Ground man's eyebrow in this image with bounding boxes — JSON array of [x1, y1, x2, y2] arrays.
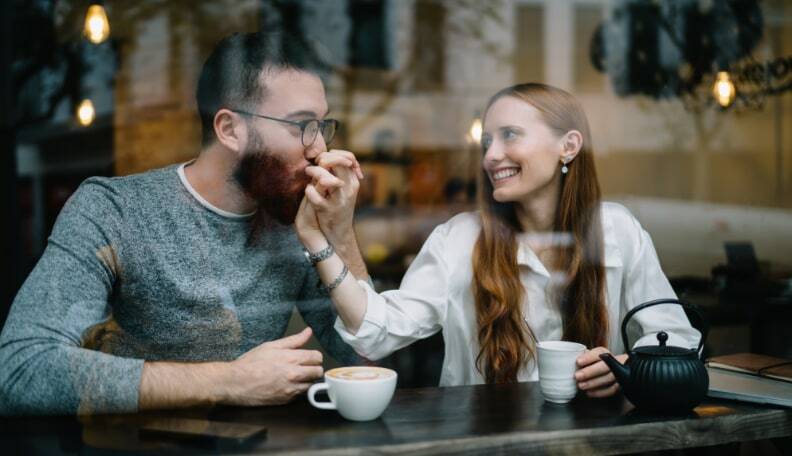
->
[[286, 108, 331, 119]]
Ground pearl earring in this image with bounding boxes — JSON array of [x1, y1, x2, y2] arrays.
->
[[561, 160, 569, 174]]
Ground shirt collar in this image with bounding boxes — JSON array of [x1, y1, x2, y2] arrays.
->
[[515, 225, 622, 278]]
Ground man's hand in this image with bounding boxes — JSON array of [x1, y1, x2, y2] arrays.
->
[[138, 327, 323, 411], [306, 150, 361, 248], [223, 327, 323, 406], [575, 347, 628, 398], [295, 192, 328, 252]]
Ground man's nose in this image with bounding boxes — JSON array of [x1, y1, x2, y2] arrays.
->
[[305, 134, 327, 161]]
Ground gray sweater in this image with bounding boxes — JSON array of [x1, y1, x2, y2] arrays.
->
[[0, 164, 358, 415]]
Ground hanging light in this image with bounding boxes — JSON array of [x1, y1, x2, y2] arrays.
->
[[712, 71, 736, 108], [84, 3, 110, 44], [469, 115, 482, 144], [77, 99, 96, 127]]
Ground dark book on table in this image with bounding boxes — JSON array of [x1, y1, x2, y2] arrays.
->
[[706, 353, 792, 384]]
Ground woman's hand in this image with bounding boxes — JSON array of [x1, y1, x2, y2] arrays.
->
[[575, 347, 628, 398]]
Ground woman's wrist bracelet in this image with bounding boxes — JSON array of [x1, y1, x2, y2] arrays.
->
[[321, 264, 349, 293], [303, 243, 334, 265]]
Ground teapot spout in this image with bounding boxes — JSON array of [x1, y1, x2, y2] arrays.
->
[[599, 353, 631, 389]]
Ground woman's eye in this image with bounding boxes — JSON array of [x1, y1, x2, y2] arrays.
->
[[502, 129, 518, 140], [481, 136, 492, 151]]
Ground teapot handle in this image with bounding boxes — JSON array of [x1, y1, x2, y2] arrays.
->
[[621, 298, 708, 357]]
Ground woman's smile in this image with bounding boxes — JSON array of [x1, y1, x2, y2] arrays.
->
[[490, 167, 521, 186]]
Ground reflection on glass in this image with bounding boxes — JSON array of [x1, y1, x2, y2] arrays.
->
[[76, 99, 95, 127], [3, 0, 792, 415], [469, 116, 482, 144], [84, 4, 110, 44], [712, 71, 736, 108]]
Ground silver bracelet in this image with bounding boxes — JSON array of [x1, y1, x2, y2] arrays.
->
[[303, 243, 334, 265], [321, 264, 349, 293]]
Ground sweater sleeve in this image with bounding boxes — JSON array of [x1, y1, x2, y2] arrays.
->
[[0, 179, 144, 415]]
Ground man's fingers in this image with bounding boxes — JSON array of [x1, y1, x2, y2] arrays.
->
[[321, 150, 365, 180], [291, 382, 314, 396], [328, 166, 359, 198], [316, 154, 354, 170], [290, 366, 324, 383], [298, 194, 310, 212], [306, 166, 344, 189], [332, 163, 355, 182], [305, 184, 329, 208], [297, 193, 317, 219], [268, 327, 312, 349], [287, 349, 323, 366]]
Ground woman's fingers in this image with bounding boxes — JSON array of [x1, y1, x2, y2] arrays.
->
[[572, 346, 627, 398], [576, 346, 609, 368], [575, 358, 612, 383], [578, 370, 616, 390], [585, 382, 620, 398]]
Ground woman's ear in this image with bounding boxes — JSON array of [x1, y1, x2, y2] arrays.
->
[[560, 130, 583, 163], [213, 108, 246, 154]]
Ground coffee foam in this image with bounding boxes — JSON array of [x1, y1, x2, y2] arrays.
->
[[326, 367, 395, 381]]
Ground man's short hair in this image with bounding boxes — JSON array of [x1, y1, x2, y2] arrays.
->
[[196, 30, 322, 146]]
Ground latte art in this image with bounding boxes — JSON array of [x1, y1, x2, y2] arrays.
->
[[326, 367, 395, 381]]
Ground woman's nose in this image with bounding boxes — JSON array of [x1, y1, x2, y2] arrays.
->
[[483, 140, 503, 165]]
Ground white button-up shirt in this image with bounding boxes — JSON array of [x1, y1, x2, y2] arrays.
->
[[335, 202, 701, 386]]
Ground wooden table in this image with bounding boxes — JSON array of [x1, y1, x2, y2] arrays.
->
[[2, 382, 790, 455]]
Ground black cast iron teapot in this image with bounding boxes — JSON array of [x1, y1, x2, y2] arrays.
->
[[599, 298, 709, 414]]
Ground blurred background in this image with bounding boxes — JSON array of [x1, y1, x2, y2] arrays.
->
[[2, 0, 791, 387]]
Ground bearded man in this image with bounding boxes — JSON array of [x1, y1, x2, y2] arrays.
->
[[0, 30, 369, 415]]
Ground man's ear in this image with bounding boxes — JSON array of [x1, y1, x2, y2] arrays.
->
[[214, 108, 246, 154], [560, 130, 583, 163]]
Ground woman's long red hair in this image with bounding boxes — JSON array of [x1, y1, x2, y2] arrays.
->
[[472, 83, 608, 383]]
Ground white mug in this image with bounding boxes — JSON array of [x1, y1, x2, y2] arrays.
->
[[536, 341, 587, 404], [308, 366, 397, 421]]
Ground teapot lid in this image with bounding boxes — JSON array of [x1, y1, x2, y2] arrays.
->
[[632, 332, 697, 357]]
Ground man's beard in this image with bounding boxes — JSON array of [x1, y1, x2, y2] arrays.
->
[[233, 129, 311, 245]]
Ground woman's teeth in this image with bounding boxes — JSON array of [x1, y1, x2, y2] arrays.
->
[[493, 168, 520, 181]]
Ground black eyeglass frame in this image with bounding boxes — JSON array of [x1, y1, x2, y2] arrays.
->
[[230, 109, 339, 147]]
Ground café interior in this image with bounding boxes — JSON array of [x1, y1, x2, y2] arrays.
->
[[3, 0, 792, 391]]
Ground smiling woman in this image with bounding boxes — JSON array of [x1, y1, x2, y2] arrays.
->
[[295, 82, 701, 395], [474, 83, 605, 385]]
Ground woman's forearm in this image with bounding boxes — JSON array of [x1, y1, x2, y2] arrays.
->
[[304, 238, 369, 334]]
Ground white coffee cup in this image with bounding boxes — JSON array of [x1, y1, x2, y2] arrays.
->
[[307, 366, 397, 421], [536, 341, 587, 404]]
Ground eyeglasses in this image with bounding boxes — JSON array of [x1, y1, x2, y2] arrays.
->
[[231, 109, 339, 147]]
